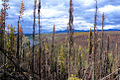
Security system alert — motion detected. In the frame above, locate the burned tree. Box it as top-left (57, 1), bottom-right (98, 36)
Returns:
top-left (100, 12), bottom-right (104, 78)
top-left (88, 28), bottom-right (93, 65)
top-left (38, 0), bottom-right (42, 80)
top-left (92, 0), bottom-right (98, 80)
top-left (68, 0), bottom-right (74, 79)
top-left (1, 0), bottom-right (9, 79)
top-left (50, 24), bottom-right (55, 80)
top-left (16, 1), bottom-right (25, 70)
top-left (31, 0), bottom-right (37, 79)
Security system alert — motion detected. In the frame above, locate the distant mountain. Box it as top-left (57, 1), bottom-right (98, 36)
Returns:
top-left (23, 29), bottom-right (120, 35)
top-left (55, 29), bottom-right (120, 33)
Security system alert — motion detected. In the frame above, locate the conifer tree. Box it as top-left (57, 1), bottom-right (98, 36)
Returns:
top-left (7, 24), bottom-right (15, 52)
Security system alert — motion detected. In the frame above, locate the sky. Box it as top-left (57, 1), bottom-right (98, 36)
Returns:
top-left (0, 0), bottom-right (120, 33)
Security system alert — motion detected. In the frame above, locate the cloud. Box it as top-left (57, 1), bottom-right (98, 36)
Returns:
top-left (104, 25), bottom-right (120, 29)
top-left (75, 0), bottom-right (95, 7)
top-left (0, 0), bottom-right (119, 33)
top-left (86, 5), bottom-right (120, 13)
top-left (99, 5), bottom-right (120, 13)
top-left (41, 8), bottom-right (65, 18)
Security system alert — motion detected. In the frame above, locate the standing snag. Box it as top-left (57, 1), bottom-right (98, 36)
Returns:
top-left (100, 12), bottom-right (104, 78)
top-left (16, 1), bottom-right (25, 70)
top-left (38, 0), bottom-right (42, 80)
top-left (92, 0), bottom-right (98, 80)
top-left (31, 0), bottom-right (37, 79)
top-left (68, 0), bottom-right (74, 79)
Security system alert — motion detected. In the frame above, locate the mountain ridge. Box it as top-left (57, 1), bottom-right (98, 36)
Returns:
top-left (24, 29), bottom-right (120, 35)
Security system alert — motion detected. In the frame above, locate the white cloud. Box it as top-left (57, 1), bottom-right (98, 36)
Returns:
top-left (23, 10), bottom-right (33, 20)
top-left (75, 0), bottom-right (94, 7)
top-left (73, 16), bottom-right (93, 30)
top-left (41, 8), bottom-right (65, 18)
top-left (40, 16), bottom-right (69, 31)
top-left (75, 0), bottom-right (106, 7)
top-left (99, 5), bottom-right (120, 13)
top-left (104, 25), bottom-right (120, 29)
top-left (86, 5), bottom-right (120, 13)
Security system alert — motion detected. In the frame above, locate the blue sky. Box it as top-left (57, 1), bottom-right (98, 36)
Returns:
top-left (0, 0), bottom-right (120, 33)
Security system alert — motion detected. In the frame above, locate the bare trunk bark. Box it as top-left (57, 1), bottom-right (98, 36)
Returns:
top-left (38, 0), bottom-right (42, 80)
top-left (32, 0), bottom-right (37, 79)
top-left (68, 0), bottom-right (74, 79)
top-left (17, 18), bottom-right (20, 71)
top-left (92, 0), bottom-right (98, 80)
top-left (100, 12), bottom-right (104, 79)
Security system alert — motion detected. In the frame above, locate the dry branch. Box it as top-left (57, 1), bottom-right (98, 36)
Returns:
top-left (100, 68), bottom-right (120, 80)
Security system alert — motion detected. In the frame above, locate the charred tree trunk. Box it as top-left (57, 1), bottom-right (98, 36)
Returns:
top-left (68, 0), bottom-right (74, 79)
top-left (16, 17), bottom-right (20, 71)
top-left (3, 1), bottom-right (6, 78)
top-left (38, 0), bottom-right (42, 80)
top-left (51, 25), bottom-right (55, 80)
top-left (88, 28), bottom-right (93, 65)
top-left (100, 12), bottom-right (104, 79)
top-left (92, 0), bottom-right (98, 80)
top-left (2, 1), bottom-right (9, 79)
top-left (32, 0), bottom-right (37, 79)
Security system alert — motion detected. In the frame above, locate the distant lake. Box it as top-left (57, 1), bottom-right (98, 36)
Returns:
top-left (29, 39), bottom-right (39, 46)
top-left (25, 34), bottom-right (39, 46)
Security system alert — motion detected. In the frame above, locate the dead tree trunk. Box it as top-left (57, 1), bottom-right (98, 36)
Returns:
top-left (92, 0), bottom-right (98, 80)
top-left (17, 17), bottom-right (20, 71)
top-left (68, 0), bottom-right (74, 79)
top-left (38, 0), bottom-right (42, 80)
top-left (32, 0), bottom-right (37, 79)
top-left (88, 28), bottom-right (93, 65)
top-left (2, 1), bottom-right (9, 78)
top-left (100, 12), bottom-right (104, 79)
top-left (51, 24), bottom-right (55, 80)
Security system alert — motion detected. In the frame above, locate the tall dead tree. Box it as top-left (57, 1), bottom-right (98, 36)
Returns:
top-left (92, 0), bottom-right (98, 80)
top-left (68, 0), bottom-right (74, 79)
top-left (1, 0), bottom-right (9, 79)
top-left (19, 24), bottom-right (24, 62)
top-left (38, 0), bottom-right (42, 80)
top-left (100, 12), bottom-right (104, 78)
top-left (51, 25), bottom-right (55, 55)
top-left (32, 0), bottom-right (37, 79)
top-left (0, 9), bottom-right (4, 48)
top-left (17, 1), bottom-right (25, 70)
top-left (88, 28), bottom-right (93, 65)
top-left (17, 12), bottom-right (20, 69)
top-left (0, 9), bottom-right (4, 65)
top-left (51, 24), bottom-right (55, 80)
